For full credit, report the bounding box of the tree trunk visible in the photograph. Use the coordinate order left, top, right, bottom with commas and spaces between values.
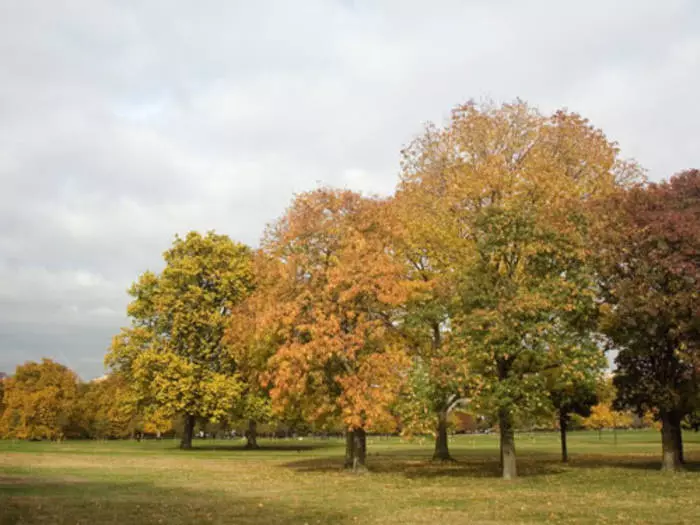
660, 411, 683, 472
675, 421, 684, 464
351, 428, 367, 473
245, 419, 259, 449
499, 409, 517, 480
180, 414, 195, 450
344, 429, 355, 469
432, 409, 454, 462
559, 411, 569, 463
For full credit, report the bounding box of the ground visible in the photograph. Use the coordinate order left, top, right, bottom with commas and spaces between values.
1, 430, 698, 525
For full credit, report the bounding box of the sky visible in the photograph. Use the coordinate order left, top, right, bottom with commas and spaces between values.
1, 0, 699, 380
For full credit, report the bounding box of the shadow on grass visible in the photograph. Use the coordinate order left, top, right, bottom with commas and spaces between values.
0, 474, 348, 525
282, 456, 565, 479
563, 454, 700, 472
191, 443, 335, 452
282, 452, 700, 479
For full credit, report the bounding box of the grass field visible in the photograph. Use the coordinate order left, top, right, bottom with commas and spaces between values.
1, 430, 699, 525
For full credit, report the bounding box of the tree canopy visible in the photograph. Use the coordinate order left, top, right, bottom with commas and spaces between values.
106, 231, 254, 449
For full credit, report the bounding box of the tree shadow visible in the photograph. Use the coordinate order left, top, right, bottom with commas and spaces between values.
0, 473, 349, 525
562, 454, 700, 472
282, 451, 700, 479
190, 443, 335, 452
282, 455, 567, 479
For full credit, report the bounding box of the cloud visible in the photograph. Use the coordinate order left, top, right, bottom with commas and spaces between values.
1, 0, 698, 378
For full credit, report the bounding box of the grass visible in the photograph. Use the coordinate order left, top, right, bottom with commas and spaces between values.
1, 430, 698, 524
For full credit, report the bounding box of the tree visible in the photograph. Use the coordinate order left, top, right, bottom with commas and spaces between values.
595, 170, 700, 471
106, 231, 254, 449
0, 372, 6, 424
544, 334, 605, 462
549, 380, 598, 462
225, 261, 278, 449
71, 374, 143, 440
399, 100, 638, 479
389, 192, 472, 462
0, 359, 79, 441
261, 189, 411, 471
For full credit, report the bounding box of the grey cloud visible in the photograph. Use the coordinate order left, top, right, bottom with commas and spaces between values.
1, 0, 698, 379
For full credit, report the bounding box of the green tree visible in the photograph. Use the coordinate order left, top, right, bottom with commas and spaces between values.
399, 100, 638, 479
0, 359, 79, 440
106, 231, 254, 449
549, 379, 598, 462
389, 192, 472, 462
595, 170, 700, 471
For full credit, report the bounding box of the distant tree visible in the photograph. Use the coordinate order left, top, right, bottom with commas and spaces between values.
0, 359, 78, 440
0, 372, 7, 428
106, 231, 254, 449
595, 170, 700, 471
72, 374, 141, 439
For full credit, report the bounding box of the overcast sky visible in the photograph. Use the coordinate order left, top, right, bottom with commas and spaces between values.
1, 0, 698, 379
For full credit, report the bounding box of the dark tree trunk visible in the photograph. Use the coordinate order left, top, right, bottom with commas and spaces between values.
245, 419, 259, 449
433, 409, 454, 462
351, 428, 367, 472
660, 411, 683, 472
675, 421, 684, 464
180, 414, 195, 450
499, 409, 517, 480
344, 430, 355, 469
559, 411, 569, 463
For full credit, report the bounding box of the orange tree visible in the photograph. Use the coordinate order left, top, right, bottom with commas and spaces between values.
224, 253, 281, 449
399, 100, 638, 479
595, 170, 700, 471
260, 189, 412, 471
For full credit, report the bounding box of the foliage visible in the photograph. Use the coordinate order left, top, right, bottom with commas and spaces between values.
398, 100, 636, 476
582, 402, 634, 431
595, 170, 700, 418
0, 359, 79, 440
260, 189, 412, 434
106, 231, 254, 439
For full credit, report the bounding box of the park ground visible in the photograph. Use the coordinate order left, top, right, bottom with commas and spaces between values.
1, 430, 699, 525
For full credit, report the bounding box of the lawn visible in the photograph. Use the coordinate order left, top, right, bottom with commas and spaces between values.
1, 430, 698, 524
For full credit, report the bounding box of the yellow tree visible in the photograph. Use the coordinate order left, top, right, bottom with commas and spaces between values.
399, 100, 640, 479
106, 231, 254, 449
0, 359, 79, 441
261, 189, 412, 471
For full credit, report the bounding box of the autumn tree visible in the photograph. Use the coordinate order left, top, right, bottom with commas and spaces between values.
0, 359, 79, 441
106, 231, 254, 449
261, 189, 411, 471
71, 374, 143, 439
399, 100, 638, 479
595, 170, 700, 471
582, 380, 634, 441
387, 191, 474, 462
224, 256, 279, 449
0, 372, 6, 425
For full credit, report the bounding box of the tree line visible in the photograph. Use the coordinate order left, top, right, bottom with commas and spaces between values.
1, 101, 698, 479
